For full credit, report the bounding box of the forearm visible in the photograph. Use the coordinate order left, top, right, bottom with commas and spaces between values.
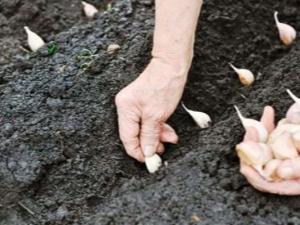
152, 0, 203, 71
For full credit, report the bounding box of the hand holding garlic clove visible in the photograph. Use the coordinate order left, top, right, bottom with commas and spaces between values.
237, 92, 300, 195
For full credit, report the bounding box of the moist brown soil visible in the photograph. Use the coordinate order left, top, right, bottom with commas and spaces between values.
1, 0, 300, 224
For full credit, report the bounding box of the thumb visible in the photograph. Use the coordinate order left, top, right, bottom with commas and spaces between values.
140, 119, 161, 157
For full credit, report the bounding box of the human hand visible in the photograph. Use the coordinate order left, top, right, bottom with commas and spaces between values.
115, 58, 189, 162
240, 106, 300, 195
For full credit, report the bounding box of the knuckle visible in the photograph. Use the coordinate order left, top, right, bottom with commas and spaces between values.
115, 91, 131, 106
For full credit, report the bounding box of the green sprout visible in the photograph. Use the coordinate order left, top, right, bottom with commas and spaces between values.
48, 44, 57, 54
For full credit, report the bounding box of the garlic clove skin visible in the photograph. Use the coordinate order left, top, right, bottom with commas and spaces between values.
271, 132, 299, 159
236, 141, 272, 167
107, 44, 121, 54
263, 159, 282, 182
24, 26, 45, 52
145, 154, 162, 173
274, 11, 296, 45
182, 103, 211, 128
267, 123, 300, 144
82, 1, 99, 19
229, 63, 254, 86
234, 105, 268, 142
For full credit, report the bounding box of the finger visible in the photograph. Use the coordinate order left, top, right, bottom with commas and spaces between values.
160, 123, 178, 143
260, 106, 275, 133
156, 142, 165, 154
117, 107, 144, 162
277, 157, 300, 179
140, 118, 162, 157
240, 162, 300, 195
243, 126, 259, 142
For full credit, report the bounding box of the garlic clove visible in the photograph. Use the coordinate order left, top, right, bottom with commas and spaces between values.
182, 103, 211, 128
236, 141, 273, 176
107, 44, 121, 54
286, 89, 300, 124
287, 89, 300, 105
271, 132, 299, 159
292, 131, 300, 151
82, 1, 99, 19
229, 63, 254, 86
267, 123, 300, 144
24, 26, 45, 52
277, 118, 288, 127
263, 159, 282, 182
286, 103, 300, 124
236, 141, 272, 166
234, 105, 268, 142
145, 154, 162, 173
274, 11, 296, 45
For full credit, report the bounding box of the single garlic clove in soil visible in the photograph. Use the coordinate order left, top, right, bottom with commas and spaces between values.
267, 123, 300, 144
24, 26, 45, 52
236, 141, 273, 176
234, 105, 268, 143
82, 1, 99, 19
107, 44, 121, 54
274, 11, 296, 45
229, 63, 254, 86
286, 89, 300, 124
263, 159, 282, 182
271, 132, 298, 159
292, 131, 300, 151
182, 103, 211, 128
145, 154, 162, 173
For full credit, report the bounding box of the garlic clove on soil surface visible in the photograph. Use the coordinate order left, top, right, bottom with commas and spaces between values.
24, 26, 45, 52
82, 1, 99, 19
234, 105, 268, 143
229, 63, 254, 86
182, 103, 211, 128
274, 11, 296, 45
107, 44, 121, 54
270, 132, 298, 159
145, 154, 162, 173
236, 141, 273, 176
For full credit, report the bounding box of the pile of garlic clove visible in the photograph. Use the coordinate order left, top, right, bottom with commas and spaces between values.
235, 89, 300, 181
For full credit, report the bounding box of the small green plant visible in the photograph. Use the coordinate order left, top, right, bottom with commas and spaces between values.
74, 49, 98, 71
48, 44, 57, 54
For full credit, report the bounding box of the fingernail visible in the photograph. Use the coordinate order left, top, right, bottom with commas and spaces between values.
279, 168, 293, 179
144, 146, 155, 157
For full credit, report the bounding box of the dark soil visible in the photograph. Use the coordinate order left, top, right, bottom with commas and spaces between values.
1, 0, 300, 224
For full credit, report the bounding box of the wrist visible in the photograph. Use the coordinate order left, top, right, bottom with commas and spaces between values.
151, 49, 193, 77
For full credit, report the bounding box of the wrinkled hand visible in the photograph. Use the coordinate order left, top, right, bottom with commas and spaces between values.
115, 58, 188, 162
240, 106, 300, 195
